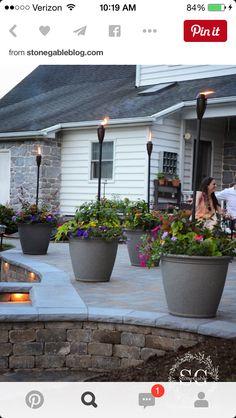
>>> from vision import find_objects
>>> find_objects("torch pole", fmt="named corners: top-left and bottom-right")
top-left (146, 140), bottom-right (153, 212)
top-left (97, 124), bottom-right (105, 202)
top-left (192, 118), bottom-right (202, 222)
top-left (36, 154), bottom-right (42, 210)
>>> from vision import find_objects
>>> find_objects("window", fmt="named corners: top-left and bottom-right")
top-left (91, 141), bottom-right (113, 179)
top-left (162, 151), bottom-right (178, 175)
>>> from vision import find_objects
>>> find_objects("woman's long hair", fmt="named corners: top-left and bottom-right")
top-left (200, 177), bottom-right (219, 211)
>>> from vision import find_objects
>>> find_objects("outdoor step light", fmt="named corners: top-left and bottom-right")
top-left (0, 292), bottom-right (31, 303)
top-left (0, 224), bottom-right (6, 251)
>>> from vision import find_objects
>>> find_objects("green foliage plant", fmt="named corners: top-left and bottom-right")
top-left (123, 200), bottom-right (160, 231)
top-left (157, 172), bottom-right (165, 179)
top-left (12, 202), bottom-right (59, 226)
top-left (55, 200), bottom-right (124, 242)
top-left (139, 210), bottom-right (236, 267)
top-left (0, 204), bottom-right (18, 234)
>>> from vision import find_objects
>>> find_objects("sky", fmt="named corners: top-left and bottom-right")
top-left (0, 64), bottom-right (37, 99)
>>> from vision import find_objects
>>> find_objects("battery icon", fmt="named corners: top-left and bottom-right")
top-left (208, 4), bottom-right (226, 11)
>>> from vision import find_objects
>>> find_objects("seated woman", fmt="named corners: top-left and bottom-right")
top-left (195, 177), bottom-right (222, 229)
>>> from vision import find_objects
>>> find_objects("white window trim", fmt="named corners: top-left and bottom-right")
top-left (88, 139), bottom-right (115, 184)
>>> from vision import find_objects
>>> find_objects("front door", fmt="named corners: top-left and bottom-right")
top-left (193, 140), bottom-right (212, 190)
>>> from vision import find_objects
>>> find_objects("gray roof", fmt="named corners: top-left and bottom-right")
top-left (0, 65), bottom-right (236, 133)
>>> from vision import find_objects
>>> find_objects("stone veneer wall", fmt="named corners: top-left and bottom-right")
top-left (0, 258), bottom-right (40, 282)
top-left (0, 321), bottom-right (206, 371)
top-left (223, 118), bottom-right (236, 187)
top-left (0, 137), bottom-right (61, 211)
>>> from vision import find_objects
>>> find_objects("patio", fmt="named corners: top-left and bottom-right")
top-left (2, 238), bottom-right (236, 339)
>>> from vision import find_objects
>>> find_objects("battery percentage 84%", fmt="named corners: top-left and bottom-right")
top-left (186, 4), bottom-right (206, 11)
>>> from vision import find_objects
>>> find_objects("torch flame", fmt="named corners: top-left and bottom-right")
top-left (101, 117), bottom-right (109, 126)
top-left (37, 146), bottom-right (41, 155)
top-left (199, 90), bottom-right (214, 96)
top-left (148, 131), bottom-right (152, 142)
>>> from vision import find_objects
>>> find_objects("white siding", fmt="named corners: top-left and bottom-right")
top-left (60, 127), bottom-right (149, 214)
top-left (136, 65), bottom-right (236, 87)
top-left (0, 150), bottom-right (10, 204)
top-left (183, 118), bottom-right (225, 191)
top-left (60, 116), bottom-right (226, 213)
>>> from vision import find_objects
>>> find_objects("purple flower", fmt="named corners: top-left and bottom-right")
top-left (83, 231), bottom-right (89, 238)
top-left (161, 231), bottom-right (169, 239)
top-left (171, 236), bottom-right (177, 242)
top-left (76, 229), bottom-right (84, 237)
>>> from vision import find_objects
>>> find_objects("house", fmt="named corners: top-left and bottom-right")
top-left (1, 64), bottom-right (236, 214)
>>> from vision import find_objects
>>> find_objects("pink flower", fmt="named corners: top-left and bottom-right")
top-left (139, 253), bottom-right (149, 267)
top-left (151, 225), bottom-right (160, 233)
top-left (151, 225), bottom-right (161, 239)
top-left (195, 235), bottom-right (203, 241)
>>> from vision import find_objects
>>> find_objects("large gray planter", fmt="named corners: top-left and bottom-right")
top-left (18, 223), bottom-right (52, 255)
top-left (125, 229), bottom-right (145, 266)
top-left (161, 254), bottom-right (231, 318)
top-left (69, 238), bottom-right (118, 282)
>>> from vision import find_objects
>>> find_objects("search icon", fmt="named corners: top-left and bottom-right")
top-left (81, 391), bottom-right (98, 408)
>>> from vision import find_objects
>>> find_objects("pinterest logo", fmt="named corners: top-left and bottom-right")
top-left (184, 20), bottom-right (227, 42)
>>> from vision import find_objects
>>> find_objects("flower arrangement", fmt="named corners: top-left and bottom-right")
top-left (12, 202), bottom-right (58, 226)
top-left (55, 200), bottom-right (124, 241)
top-left (123, 200), bottom-right (159, 231)
top-left (139, 210), bottom-right (236, 267)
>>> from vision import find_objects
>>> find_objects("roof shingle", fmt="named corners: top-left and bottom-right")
top-left (0, 65), bottom-right (236, 133)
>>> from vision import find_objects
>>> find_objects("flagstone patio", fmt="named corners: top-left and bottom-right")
top-left (1, 238), bottom-right (236, 339)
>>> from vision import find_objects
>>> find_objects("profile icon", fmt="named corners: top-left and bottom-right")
top-left (194, 392), bottom-right (209, 408)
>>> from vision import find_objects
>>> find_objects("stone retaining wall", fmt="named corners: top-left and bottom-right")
top-left (0, 321), bottom-right (206, 371)
top-left (0, 259), bottom-right (40, 282)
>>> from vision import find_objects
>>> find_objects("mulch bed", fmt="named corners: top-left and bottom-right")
top-left (90, 337), bottom-right (236, 381)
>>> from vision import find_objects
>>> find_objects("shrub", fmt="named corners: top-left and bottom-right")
top-left (0, 204), bottom-right (18, 234)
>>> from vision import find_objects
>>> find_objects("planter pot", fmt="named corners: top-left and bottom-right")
top-left (18, 223), bottom-right (52, 255)
top-left (172, 179), bottom-right (180, 187)
top-left (125, 230), bottom-right (145, 266)
top-left (161, 254), bottom-right (231, 318)
top-left (69, 238), bottom-right (118, 282)
top-left (158, 179), bottom-right (166, 186)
